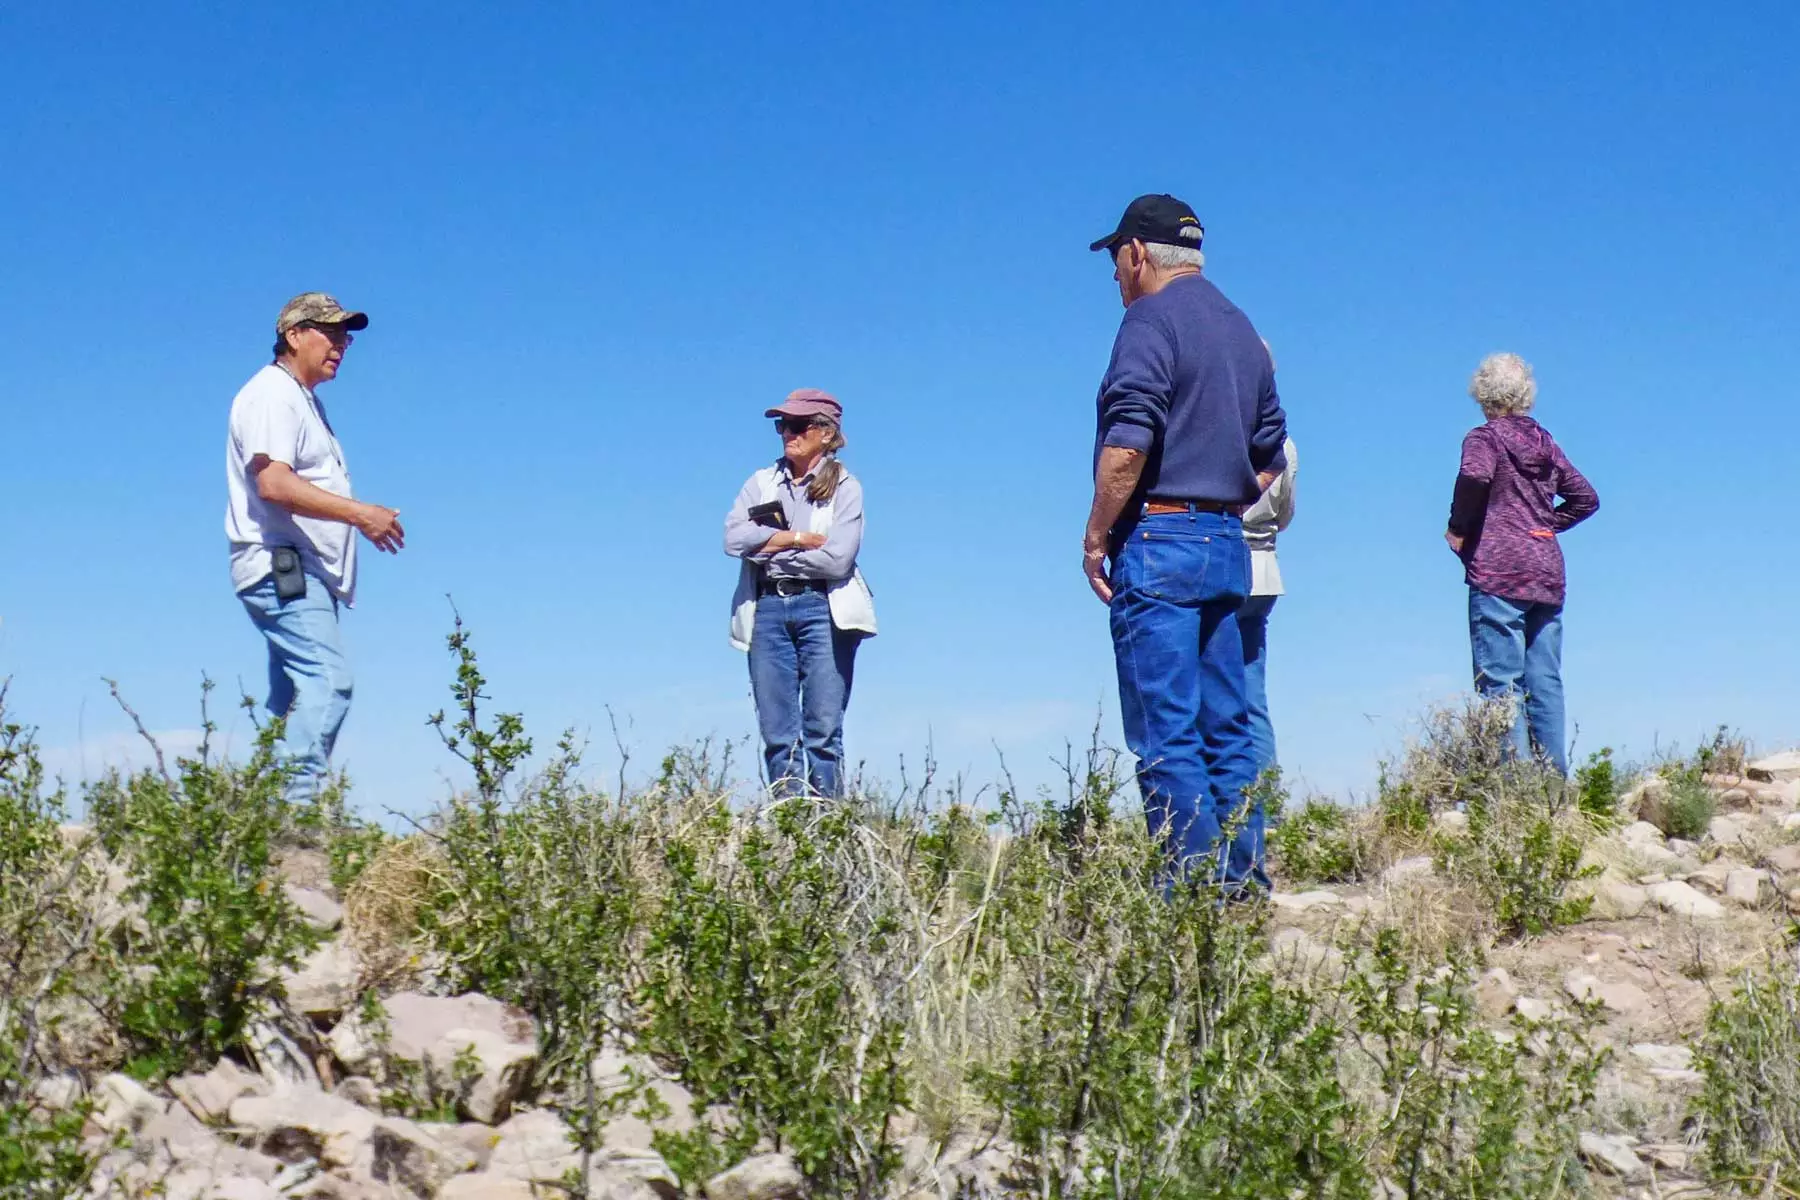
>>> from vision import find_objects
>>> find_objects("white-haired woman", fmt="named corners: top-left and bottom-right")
top-left (1445, 353), bottom-right (1598, 774)
top-left (724, 389), bottom-right (876, 798)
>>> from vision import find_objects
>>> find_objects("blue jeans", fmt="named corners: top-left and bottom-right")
top-left (1110, 511), bottom-right (1266, 894)
top-left (239, 573), bottom-right (353, 803)
top-left (1468, 588), bottom-right (1567, 775)
top-left (1239, 594), bottom-right (1278, 780)
top-left (748, 589), bottom-right (859, 798)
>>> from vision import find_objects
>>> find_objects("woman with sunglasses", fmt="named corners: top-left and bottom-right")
top-left (724, 389), bottom-right (876, 798)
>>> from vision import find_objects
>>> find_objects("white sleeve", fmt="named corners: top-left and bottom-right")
top-left (235, 383), bottom-right (303, 468)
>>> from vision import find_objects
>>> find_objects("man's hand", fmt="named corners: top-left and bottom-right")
top-left (355, 503), bottom-right (406, 554)
top-left (1083, 532), bottom-right (1113, 604)
top-left (1444, 529), bottom-right (1465, 556)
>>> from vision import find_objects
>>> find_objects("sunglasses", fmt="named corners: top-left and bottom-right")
top-left (773, 417), bottom-right (822, 436)
top-left (298, 321), bottom-right (355, 347)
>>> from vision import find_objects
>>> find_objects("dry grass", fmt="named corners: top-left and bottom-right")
top-left (343, 835), bottom-right (445, 990)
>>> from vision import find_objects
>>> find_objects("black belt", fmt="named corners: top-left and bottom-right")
top-left (758, 577), bottom-right (828, 598)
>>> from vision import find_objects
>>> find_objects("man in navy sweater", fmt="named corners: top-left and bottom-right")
top-left (1082, 194), bottom-right (1288, 896)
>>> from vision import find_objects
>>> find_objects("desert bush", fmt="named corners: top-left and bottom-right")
top-left (1647, 732), bottom-right (1738, 842)
top-left (1271, 797), bottom-right (1369, 885)
top-left (0, 690), bottom-right (105, 1195)
top-left (1572, 748), bottom-right (1620, 829)
top-left (1694, 952), bottom-right (1800, 1189)
top-left (290, 775), bottom-right (389, 894)
top-left (85, 685), bottom-right (321, 1080)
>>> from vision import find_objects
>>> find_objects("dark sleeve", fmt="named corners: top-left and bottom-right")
top-left (1097, 314), bottom-right (1175, 453)
top-left (1250, 369), bottom-right (1287, 475)
top-left (1447, 428), bottom-right (1496, 535)
top-left (1551, 450), bottom-right (1599, 531)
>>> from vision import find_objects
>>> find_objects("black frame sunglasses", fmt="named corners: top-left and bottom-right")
top-left (772, 417), bottom-right (823, 435)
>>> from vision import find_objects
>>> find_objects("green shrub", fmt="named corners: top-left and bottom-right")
top-left (1694, 955), bottom-right (1800, 1188)
top-left (86, 685), bottom-right (321, 1080)
top-left (1433, 766), bottom-right (1596, 939)
top-left (1657, 777), bottom-right (1716, 842)
top-left (1271, 798), bottom-right (1367, 884)
top-left (1572, 748), bottom-right (1619, 828)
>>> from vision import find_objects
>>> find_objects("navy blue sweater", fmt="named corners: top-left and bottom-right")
top-left (1094, 274), bottom-right (1287, 517)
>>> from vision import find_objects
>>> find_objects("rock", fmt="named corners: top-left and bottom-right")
top-left (208, 1180), bottom-right (285, 1200)
top-left (1579, 1132), bottom-right (1647, 1180)
top-left (1432, 810), bottom-right (1469, 837)
top-left (1708, 814), bottom-right (1750, 845)
top-left (1764, 844), bottom-right (1800, 876)
top-left (1748, 750), bottom-right (1800, 783)
top-left (1629, 1044), bottom-right (1694, 1073)
top-left (286, 884), bottom-right (345, 932)
top-left (1269, 927), bottom-right (1341, 973)
top-left (439, 1178), bottom-right (536, 1200)
top-left (424, 1027), bottom-right (537, 1124)
top-left (1647, 880), bottom-right (1726, 920)
top-left (171, 1058), bottom-right (267, 1124)
top-left (1782, 813), bottom-right (1800, 833)
top-left (245, 1018), bottom-right (321, 1090)
top-left (30, 1071), bottom-right (82, 1112)
top-left (1726, 868), bottom-right (1770, 907)
top-left (705, 1153), bottom-right (805, 1200)
top-left (93, 1072), bottom-right (168, 1135)
top-left (1627, 778), bottom-right (1673, 827)
top-left (423, 1121), bottom-right (501, 1171)
top-left (1683, 862), bottom-right (1733, 894)
top-left (1381, 856), bottom-right (1434, 885)
top-left (282, 940), bottom-right (362, 1019)
top-left (1668, 838), bottom-right (1701, 857)
top-left (1563, 971), bottom-right (1649, 1017)
top-left (1644, 1144), bottom-right (1692, 1172)
top-left (1270, 889), bottom-right (1345, 912)
top-left (333, 1076), bottom-right (382, 1109)
top-left (588, 1148), bottom-right (681, 1200)
top-left (367, 1117), bottom-right (479, 1199)
top-left (1621, 821), bottom-right (1666, 846)
top-left (1592, 880), bottom-right (1649, 920)
top-left (1475, 968), bottom-right (1518, 1021)
top-left (1514, 996), bottom-right (1555, 1023)
top-left (230, 1087), bottom-right (379, 1169)
top-left (488, 1108), bottom-right (578, 1182)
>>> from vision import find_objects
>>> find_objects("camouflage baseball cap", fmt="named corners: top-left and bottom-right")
top-left (275, 292), bottom-right (369, 334)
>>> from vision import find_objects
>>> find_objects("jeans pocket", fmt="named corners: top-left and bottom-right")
top-left (1126, 531), bottom-right (1211, 603)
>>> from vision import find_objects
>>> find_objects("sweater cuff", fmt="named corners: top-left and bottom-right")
top-left (1102, 423), bottom-right (1155, 452)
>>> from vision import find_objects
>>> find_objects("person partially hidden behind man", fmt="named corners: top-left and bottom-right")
top-left (1082, 195), bottom-right (1288, 899)
top-left (224, 293), bottom-right (406, 801)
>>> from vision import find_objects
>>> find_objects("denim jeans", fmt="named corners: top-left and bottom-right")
top-left (1110, 511), bottom-right (1266, 894)
top-left (1468, 588), bottom-right (1567, 775)
top-left (748, 589), bottom-right (859, 798)
top-left (239, 572), bottom-right (353, 802)
top-left (1238, 594), bottom-right (1278, 780)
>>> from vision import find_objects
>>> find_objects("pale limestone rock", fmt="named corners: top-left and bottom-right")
top-left (1647, 880), bottom-right (1726, 920)
top-left (1764, 844), bottom-right (1800, 875)
top-left (245, 1018), bottom-right (321, 1090)
top-left (1514, 996), bottom-right (1555, 1023)
top-left (1629, 1043), bottom-right (1694, 1073)
top-left (487, 1108), bottom-right (579, 1182)
top-left (1380, 855), bottom-right (1434, 885)
top-left (1563, 970), bottom-right (1649, 1017)
top-left (171, 1057), bottom-right (267, 1124)
top-left (230, 1087), bottom-right (379, 1169)
top-left (208, 1180), bottom-right (285, 1200)
top-left (93, 1072), bottom-right (167, 1136)
top-left (1270, 889), bottom-right (1345, 912)
top-left (1579, 1132), bottom-right (1647, 1180)
top-left (285, 884), bottom-right (345, 932)
top-left (1782, 812), bottom-right (1800, 832)
top-left (366, 1116), bottom-right (479, 1199)
top-left (1748, 750), bottom-right (1800, 783)
top-left (1269, 927), bottom-right (1341, 973)
top-left (282, 939), bottom-right (362, 1019)
top-left (1726, 868), bottom-right (1770, 907)
top-left (424, 1027), bottom-right (537, 1124)
top-left (1707, 814), bottom-right (1749, 845)
top-left (1620, 821), bottom-right (1666, 846)
top-left (1683, 862), bottom-right (1733, 895)
top-left (423, 1121), bottom-right (501, 1170)
top-left (439, 1177), bottom-right (536, 1200)
top-left (1668, 838), bottom-right (1701, 858)
top-left (1645, 1144), bottom-right (1692, 1172)
top-left (30, 1071), bottom-right (82, 1112)
top-left (1592, 880), bottom-right (1649, 920)
top-left (333, 1076), bottom-right (382, 1109)
top-left (705, 1153), bottom-right (805, 1200)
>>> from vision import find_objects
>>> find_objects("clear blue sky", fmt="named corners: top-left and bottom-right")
top-left (3, 2), bottom-right (1796, 812)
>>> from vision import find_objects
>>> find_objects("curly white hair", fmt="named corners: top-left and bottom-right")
top-left (1469, 352), bottom-right (1537, 417)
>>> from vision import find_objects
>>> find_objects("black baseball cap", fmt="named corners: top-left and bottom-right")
top-left (1088, 193), bottom-right (1206, 254)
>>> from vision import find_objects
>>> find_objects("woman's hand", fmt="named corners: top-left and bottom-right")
top-left (762, 530), bottom-right (828, 553)
top-left (1445, 530), bottom-right (1465, 555)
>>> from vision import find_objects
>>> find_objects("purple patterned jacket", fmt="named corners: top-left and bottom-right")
top-left (1447, 415), bottom-right (1598, 607)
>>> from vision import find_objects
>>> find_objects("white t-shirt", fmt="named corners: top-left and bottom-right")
top-left (224, 364), bottom-right (358, 605)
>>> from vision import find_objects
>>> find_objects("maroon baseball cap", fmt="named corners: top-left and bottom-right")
top-left (764, 388), bottom-right (843, 421)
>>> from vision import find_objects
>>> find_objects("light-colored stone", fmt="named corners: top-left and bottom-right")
top-left (1782, 813), bottom-right (1800, 832)
top-left (1683, 862), bottom-right (1732, 894)
top-left (230, 1087), bottom-right (379, 1169)
top-left (1748, 750), bottom-right (1800, 783)
top-left (367, 1116), bottom-right (479, 1199)
top-left (1620, 820), bottom-right (1666, 846)
top-left (245, 1018), bottom-right (321, 1090)
top-left (423, 1121), bottom-right (501, 1170)
top-left (1708, 814), bottom-right (1749, 845)
top-left (425, 1027), bottom-right (537, 1124)
top-left (1513, 996), bottom-right (1555, 1023)
top-left (1726, 868), bottom-right (1770, 907)
top-left (1381, 855), bottom-right (1434, 885)
top-left (209, 1180), bottom-right (285, 1200)
top-left (93, 1072), bottom-right (168, 1135)
top-left (1764, 844), bottom-right (1800, 876)
top-left (1668, 837), bottom-right (1701, 857)
top-left (1563, 970), bottom-right (1649, 1017)
top-left (488, 1108), bottom-right (578, 1182)
top-left (1475, 968), bottom-right (1518, 1021)
top-left (1647, 880), bottom-right (1727, 920)
top-left (705, 1153), bottom-right (805, 1200)
top-left (1644, 1144), bottom-right (1692, 1172)
top-left (1629, 1043), bottom-right (1694, 1073)
top-left (1432, 810), bottom-right (1469, 837)
top-left (1579, 1132), bottom-right (1647, 1180)
top-left (286, 884), bottom-right (345, 931)
top-left (588, 1148), bottom-right (681, 1200)
top-left (282, 939), bottom-right (362, 1018)
top-left (1269, 927), bottom-right (1341, 973)
top-left (1591, 880), bottom-right (1649, 920)
top-left (439, 1177), bottom-right (536, 1200)
top-left (334, 1076), bottom-right (382, 1109)
top-left (30, 1071), bottom-right (82, 1112)
top-left (1270, 889), bottom-right (1345, 912)
top-left (171, 1057), bottom-right (267, 1124)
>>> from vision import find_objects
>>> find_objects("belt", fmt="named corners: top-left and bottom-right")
top-left (758, 577), bottom-right (828, 598)
top-left (1142, 498), bottom-right (1242, 516)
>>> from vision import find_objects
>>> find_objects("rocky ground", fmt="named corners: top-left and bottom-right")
top-left (36, 752), bottom-right (1800, 1200)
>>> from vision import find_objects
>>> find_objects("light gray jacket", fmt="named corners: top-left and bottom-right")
top-left (1242, 437), bottom-right (1297, 597)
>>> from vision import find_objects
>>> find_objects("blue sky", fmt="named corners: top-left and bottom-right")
top-left (2, 2), bottom-right (1796, 813)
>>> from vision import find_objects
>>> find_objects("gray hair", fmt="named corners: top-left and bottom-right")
top-left (1146, 241), bottom-right (1205, 272)
top-left (1469, 352), bottom-right (1537, 417)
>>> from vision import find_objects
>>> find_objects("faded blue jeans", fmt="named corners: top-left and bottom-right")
top-left (239, 572), bottom-right (353, 803)
top-left (1468, 587), bottom-right (1567, 775)
top-left (1239, 594), bottom-right (1278, 780)
top-left (1110, 510), bottom-right (1266, 895)
top-left (748, 589), bottom-right (859, 798)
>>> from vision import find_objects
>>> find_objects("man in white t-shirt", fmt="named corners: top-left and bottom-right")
top-left (225, 292), bottom-right (405, 800)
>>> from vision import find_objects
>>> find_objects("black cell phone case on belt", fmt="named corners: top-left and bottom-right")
top-left (271, 547), bottom-right (307, 601)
